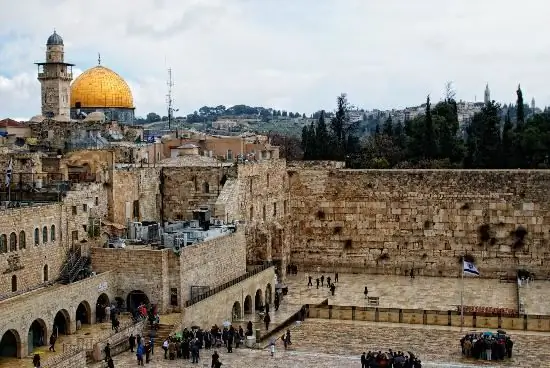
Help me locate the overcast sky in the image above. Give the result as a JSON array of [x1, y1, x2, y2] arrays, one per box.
[[0, 0, 548, 120]]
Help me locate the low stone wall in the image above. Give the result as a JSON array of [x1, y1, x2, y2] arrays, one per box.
[[307, 304, 550, 332], [92, 320, 146, 362], [42, 348, 86, 368]]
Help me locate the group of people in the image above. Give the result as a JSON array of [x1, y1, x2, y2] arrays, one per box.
[[307, 272, 338, 296], [360, 350, 422, 368], [126, 333, 154, 366], [460, 331, 514, 361]]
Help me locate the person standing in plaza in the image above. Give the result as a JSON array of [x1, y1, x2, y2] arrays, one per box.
[[48, 332, 56, 352], [335, 272, 339, 282], [316, 278, 320, 289], [136, 343, 144, 366], [104, 343, 111, 362], [264, 312, 271, 330], [211, 350, 220, 367], [361, 352, 367, 368], [307, 274, 312, 287], [364, 286, 368, 299], [320, 275, 324, 287], [330, 283, 336, 296], [129, 334, 136, 352], [33, 353, 41, 367], [107, 358, 114, 368], [274, 294, 280, 311]]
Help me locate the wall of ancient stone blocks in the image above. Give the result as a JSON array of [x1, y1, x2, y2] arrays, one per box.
[[161, 166, 229, 221], [0, 203, 65, 295], [179, 230, 247, 303], [289, 169, 550, 278]]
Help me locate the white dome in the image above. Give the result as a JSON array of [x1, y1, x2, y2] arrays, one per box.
[[84, 111, 106, 122], [54, 115, 71, 122], [30, 115, 45, 123]]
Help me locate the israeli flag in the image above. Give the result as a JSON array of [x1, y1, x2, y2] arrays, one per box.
[[463, 261, 480, 276]]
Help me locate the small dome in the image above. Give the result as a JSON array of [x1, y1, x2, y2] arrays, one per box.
[[47, 30, 64, 46], [84, 112, 106, 122], [30, 115, 45, 123]]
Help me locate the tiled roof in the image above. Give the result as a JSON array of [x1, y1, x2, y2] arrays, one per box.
[[0, 118, 24, 128]]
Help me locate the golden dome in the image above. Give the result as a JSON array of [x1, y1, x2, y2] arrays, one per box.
[[70, 66, 134, 109]]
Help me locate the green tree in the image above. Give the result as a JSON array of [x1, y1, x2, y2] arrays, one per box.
[[465, 101, 502, 168], [315, 110, 330, 159], [501, 110, 514, 168], [382, 114, 393, 136], [423, 95, 437, 159], [516, 84, 525, 126]]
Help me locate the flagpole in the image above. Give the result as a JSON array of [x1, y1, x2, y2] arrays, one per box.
[[460, 258, 464, 332]]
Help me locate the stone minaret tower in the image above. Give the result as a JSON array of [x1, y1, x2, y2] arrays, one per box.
[[531, 97, 536, 112], [35, 30, 74, 118], [484, 83, 491, 104]]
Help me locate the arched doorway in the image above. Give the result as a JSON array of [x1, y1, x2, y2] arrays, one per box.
[[265, 283, 273, 305], [28, 319, 47, 354], [76, 301, 92, 325], [255, 289, 263, 310], [244, 295, 252, 314], [126, 290, 150, 312], [96, 293, 110, 323], [53, 310, 70, 335], [0, 329, 20, 358], [232, 301, 241, 321]]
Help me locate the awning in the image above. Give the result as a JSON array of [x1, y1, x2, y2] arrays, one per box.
[[101, 220, 126, 230]]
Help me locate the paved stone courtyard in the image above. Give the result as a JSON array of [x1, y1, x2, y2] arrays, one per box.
[[284, 272, 524, 312]]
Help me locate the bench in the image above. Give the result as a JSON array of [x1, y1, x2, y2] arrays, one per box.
[[367, 297, 379, 306]]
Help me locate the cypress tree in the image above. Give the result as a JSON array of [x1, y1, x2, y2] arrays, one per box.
[[501, 110, 514, 168], [423, 95, 437, 159], [315, 110, 330, 159], [383, 115, 393, 136]]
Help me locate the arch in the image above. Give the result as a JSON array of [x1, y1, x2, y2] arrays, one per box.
[[243, 295, 252, 314], [43, 264, 49, 282], [265, 283, 273, 305], [11, 275, 17, 292], [18, 231, 25, 250], [232, 301, 241, 321], [76, 301, 92, 325], [126, 290, 150, 312], [202, 181, 210, 193], [9, 232, 16, 252], [255, 289, 263, 310], [28, 319, 47, 353], [34, 228, 39, 246], [51, 225, 56, 242], [53, 309, 70, 335], [96, 293, 110, 323], [0, 329, 21, 358], [42, 226, 48, 244], [0, 234, 6, 253]]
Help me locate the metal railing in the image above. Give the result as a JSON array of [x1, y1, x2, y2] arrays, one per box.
[[185, 262, 273, 307]]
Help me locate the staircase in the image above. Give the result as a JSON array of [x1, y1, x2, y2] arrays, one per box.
[[59, 249, 92, 285], [148, 323, 175, 345]]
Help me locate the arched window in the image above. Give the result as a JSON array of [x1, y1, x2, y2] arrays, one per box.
[[19, 231, 26, 250], [9, 232, 17, 252], [43, 265, 49, 282], [0, 234, 6, 254], [50, 225, 56, 242], [34, 228, 39, 246], [42, 226, 48, 244], [203, 182, 210, 193], [11, 275, 17, 292]]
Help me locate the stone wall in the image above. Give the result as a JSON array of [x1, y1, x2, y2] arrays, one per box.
[[236, 160, 292, 273], [110, 167, 161, 224], [44, 350, 86, 368], [0, 203, 65, 295], [289, 169, 550, 278], [161, 166, 229, 221], [179, 230, 247, 303], [90, 247, 172, 313], [181, 267, 276, 328]]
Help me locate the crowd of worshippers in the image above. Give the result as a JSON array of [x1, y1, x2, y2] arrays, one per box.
[[307, 273, 338, 295], [94, 301, 123, 333], [360, 350, 422, 368], [460, 331, 514, 361]]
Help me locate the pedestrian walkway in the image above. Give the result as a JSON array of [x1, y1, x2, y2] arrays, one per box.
[[233, 303, 302, 338], [284, 272, 519, 312]]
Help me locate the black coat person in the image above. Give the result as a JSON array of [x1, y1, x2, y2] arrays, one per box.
[[129, 334, 136, 352]]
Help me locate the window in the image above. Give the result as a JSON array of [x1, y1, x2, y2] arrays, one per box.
[[71, 230, 78, 243], [9, 232, 17, 252], [249, 206, 253, 221], [83, 204, 88, 212], [72, 206, 77, 215], [42, 226, 48, 244], [170, 288, 178, 306], [51, 225, 56, 242], [19, 231, 25, 250], [43, 265, 49, 282], [273, 202, 277, 217], [95, 197, 99, 206], [227, 150, 233, 160], [133, 200, 139, 219], [203, 182, 210, 194], [284, 200, 287, 215], [0, 234, 6, 254], [34, 228, 39, 246], [267, 173, 270, 187], [249, 178, 253, 194], [262, 205, 266, 221], [11, 275, 17, 292]]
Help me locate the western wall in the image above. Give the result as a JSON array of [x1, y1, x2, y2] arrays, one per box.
[[288, 168, 550, 278]]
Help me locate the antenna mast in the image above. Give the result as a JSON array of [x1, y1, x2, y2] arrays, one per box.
[[166, 68, 174, 131]]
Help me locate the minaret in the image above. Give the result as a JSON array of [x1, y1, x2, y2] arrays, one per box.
[[35, 30, 75, 118], [531, 97, 536, 112], [484, 83, 491, 104]]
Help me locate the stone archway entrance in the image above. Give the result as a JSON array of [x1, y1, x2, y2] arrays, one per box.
[[28, 319, 47, 354], [76, 301, 92, 325], [96, 293, 110, 323], [244, 295, 252, 314], [127, 290, 150, 312], [53, 309, 70, 335], [232, 301, 241, 321], [255, 289, 263, 310], [265, 283, 273, 305], [0, 329, 20, 358]]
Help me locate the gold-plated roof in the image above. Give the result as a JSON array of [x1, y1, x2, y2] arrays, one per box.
[[70, 66, 134, 109]]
